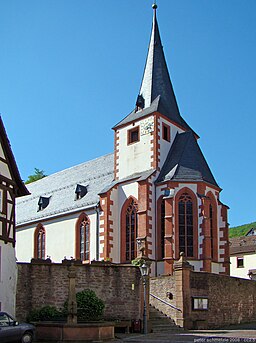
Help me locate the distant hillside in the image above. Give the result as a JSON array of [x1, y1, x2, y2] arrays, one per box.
[[229, 222, 256, 238]]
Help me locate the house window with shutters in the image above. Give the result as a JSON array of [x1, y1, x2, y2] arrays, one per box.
[[34, 224, 46, 259], [76, 213, 90, 262]]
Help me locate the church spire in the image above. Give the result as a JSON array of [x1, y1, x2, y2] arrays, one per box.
[[114, 3, 194, 132], [139, 3, 181, 124]]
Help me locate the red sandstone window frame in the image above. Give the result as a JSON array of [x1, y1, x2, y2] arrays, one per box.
[[160, 198, 165, 259], [206, 192, 218, 262], [75, 213, 90, 263], [162, 123, 170, 142], [174, 188, 198, 260], [34, 224, 46, 259], [120, 197, 138, 263], [127, 126, 140, 145]]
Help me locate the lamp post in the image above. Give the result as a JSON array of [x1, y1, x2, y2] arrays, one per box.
[[139, 262, 150, 334]]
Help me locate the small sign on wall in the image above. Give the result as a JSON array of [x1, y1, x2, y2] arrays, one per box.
[[192, 297, 208, 310]]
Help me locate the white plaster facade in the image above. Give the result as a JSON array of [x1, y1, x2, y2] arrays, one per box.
[[0, 117, 29, 315], [116, 116, 154, 179], [16, 210, 99, 263], [230, 254, 255, 279], [0, 242, 17, 316]]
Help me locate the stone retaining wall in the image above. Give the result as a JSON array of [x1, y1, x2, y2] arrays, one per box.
[[16, 260, 142, 322]]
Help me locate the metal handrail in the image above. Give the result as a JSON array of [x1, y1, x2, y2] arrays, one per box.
[[150, 293, 182, 312]]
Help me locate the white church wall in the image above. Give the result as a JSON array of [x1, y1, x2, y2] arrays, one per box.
[[211, 262, 221, 274], [16, 224, 34, 262], [158, 116, 184, 170], [113, 181, 139, 263], [0, 241, 17, 316], [117, 117, 154, 179], [109, 187, 119, 262], [190, 260, 203, 272], [16, 210, 98, 263]]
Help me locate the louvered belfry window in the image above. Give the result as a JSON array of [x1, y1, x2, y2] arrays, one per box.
[[178, 193, 194, 257], [125, 200, 138, 261], [80, 217, 90, 261]]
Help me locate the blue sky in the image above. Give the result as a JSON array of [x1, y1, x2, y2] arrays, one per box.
[[0, 0, 255, 227]]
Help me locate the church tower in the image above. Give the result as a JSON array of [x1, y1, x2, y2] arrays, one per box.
[[101, 4, 229, 275]]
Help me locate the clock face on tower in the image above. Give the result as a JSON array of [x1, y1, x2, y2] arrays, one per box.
[[140, 117, 154, 135]]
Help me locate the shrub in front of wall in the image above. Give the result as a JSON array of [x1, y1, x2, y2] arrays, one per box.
[[63, 289, 105, 321], [27, 305, 63, 322]]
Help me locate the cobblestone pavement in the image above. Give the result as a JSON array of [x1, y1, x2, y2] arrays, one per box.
[[111, 329, 256, 342], [34, 325, 256, 343]]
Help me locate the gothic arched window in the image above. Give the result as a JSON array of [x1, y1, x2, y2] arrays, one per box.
[[210, 204, 214, 258], [34, 224, 45, 259], [76, 214, 90, 261], [178, 193, 194, 257], [121, 198, 138, 262], [125, 200, 138, 261], [161, 199, 165, 259], [207, 192, 218, 261]]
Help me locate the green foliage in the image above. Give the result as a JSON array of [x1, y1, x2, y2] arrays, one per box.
[[131, 257, 146, 267], [229, 222, 256, 238], [25, 168, 47, 184], [64, 289, 105, 321], [27, 305, 62, 322]]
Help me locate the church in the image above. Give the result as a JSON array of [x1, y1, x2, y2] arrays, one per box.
[[16, 4, 229, 276]]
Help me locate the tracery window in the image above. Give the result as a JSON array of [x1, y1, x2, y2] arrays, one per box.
[[125, 200, 138, 261], [77, 215, 90, 261], [34, 225, 45, 259], [210, 204, 214, 259], [178, 193, 194, 257], [207, 193, 218, 261]]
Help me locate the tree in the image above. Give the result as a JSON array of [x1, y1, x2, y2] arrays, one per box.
[[25, 168, 47, 184]]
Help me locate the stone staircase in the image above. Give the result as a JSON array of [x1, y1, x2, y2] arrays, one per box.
[[149, 304, 182, 333]]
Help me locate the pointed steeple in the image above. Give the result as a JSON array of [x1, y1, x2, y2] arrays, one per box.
[[113, 3, 194, 132], [139, 3, 180, 122]]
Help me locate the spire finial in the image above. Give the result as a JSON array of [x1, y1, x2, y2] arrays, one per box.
[[152, 3, 158, 10]]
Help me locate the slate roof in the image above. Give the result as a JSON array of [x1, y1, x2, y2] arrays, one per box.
[[99, 169, 156, 194], [16, 154, 114, 226], [156, 131, 218, 187], [0, 116, 29, 196], [113, 7, 194, 134], [230, 236, 256, 255]]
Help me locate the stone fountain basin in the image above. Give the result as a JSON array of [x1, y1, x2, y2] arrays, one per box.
[[35, 321, 115, 341]]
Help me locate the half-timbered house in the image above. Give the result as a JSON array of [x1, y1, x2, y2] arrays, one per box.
[[0, 117, 29, 316]]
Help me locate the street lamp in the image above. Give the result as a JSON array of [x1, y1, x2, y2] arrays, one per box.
[[139, 262, 150, 334]]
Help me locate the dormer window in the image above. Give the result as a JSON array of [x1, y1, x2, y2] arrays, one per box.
[[75, 184, 87, 200], [135, 94, 145, 112], [38, 196, 50, 211]]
